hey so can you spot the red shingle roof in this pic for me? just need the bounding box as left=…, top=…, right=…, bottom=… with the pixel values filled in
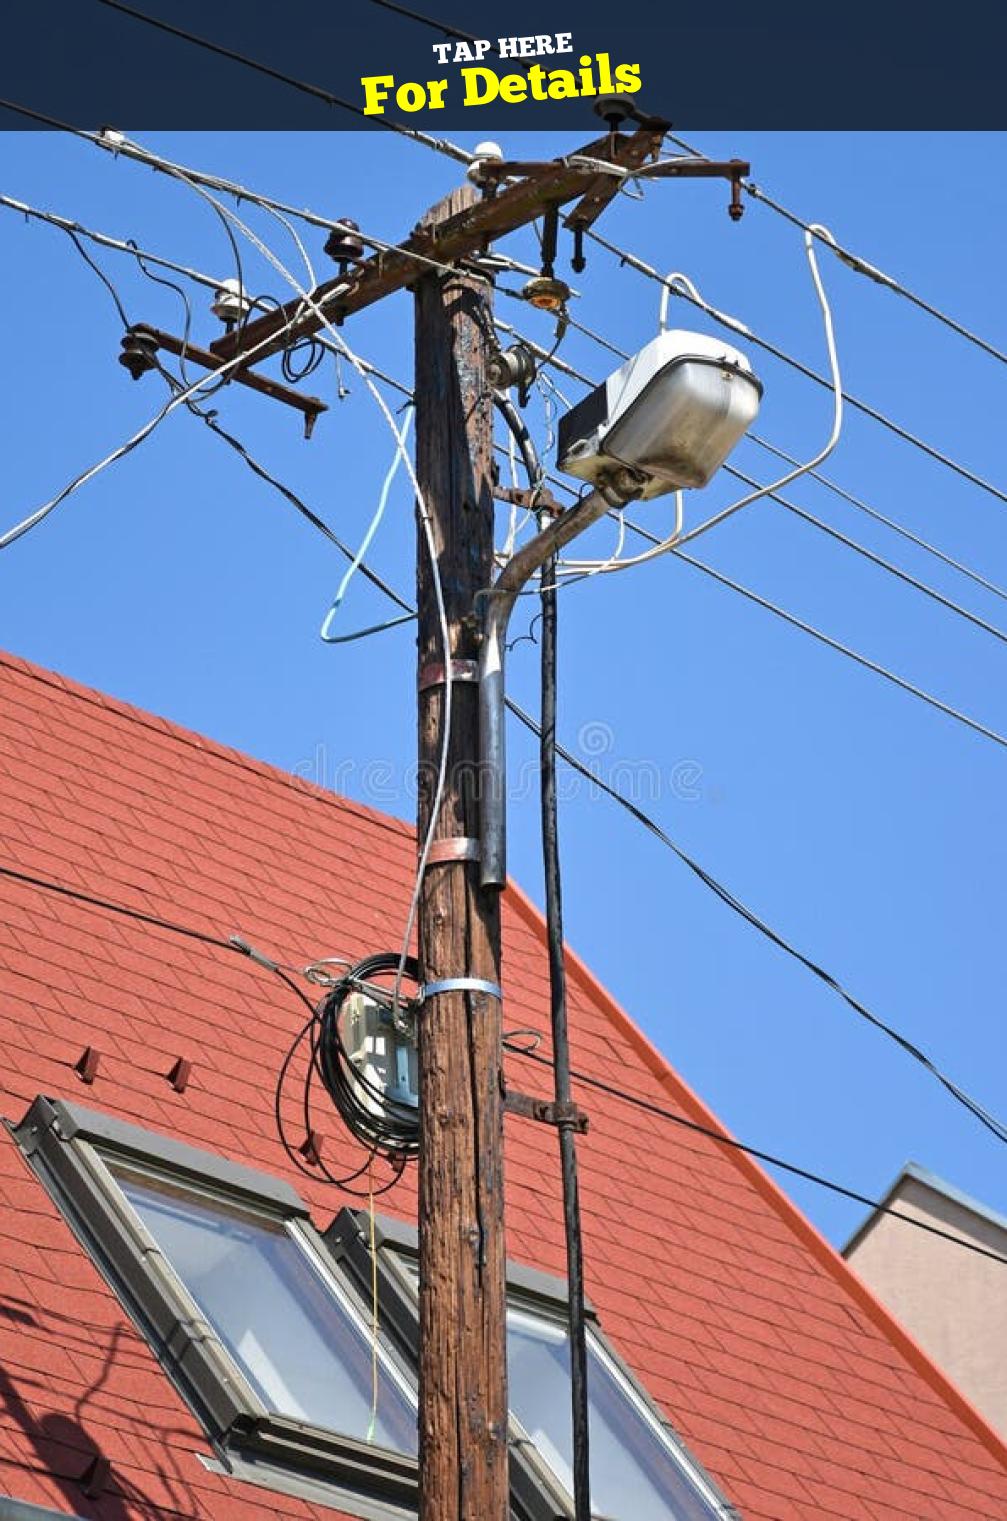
left=1, top=647, right=1004, bottom=1520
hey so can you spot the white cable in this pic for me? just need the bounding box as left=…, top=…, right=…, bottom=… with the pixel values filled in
left=658, top=270, right=751, bottom=339
left=0, top=300, right=307, bottom=550
left=550, top=223, right=840, bottom=574
left=674, top=225, right=843, bottom=548
left=558, top=491, right=684, bottom=575
left=321, top=407, right=414, bottom=641
left=140, top=147, right=452, bottom=1013
left=502, top=391, right=522, bottom=560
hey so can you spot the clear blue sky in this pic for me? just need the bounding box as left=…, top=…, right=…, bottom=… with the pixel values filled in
left=3, top=129, right=1006, bottom=1249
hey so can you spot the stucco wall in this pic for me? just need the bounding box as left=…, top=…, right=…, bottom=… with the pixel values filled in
left=845, top=1176, right=1007, bottom=1437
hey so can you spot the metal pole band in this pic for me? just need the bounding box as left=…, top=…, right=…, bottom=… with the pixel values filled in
left=421, top=977, right=503, bottom=1001
left=418, top=659, right=479, bottom=692
left=426, top=837, right=481, bottom=865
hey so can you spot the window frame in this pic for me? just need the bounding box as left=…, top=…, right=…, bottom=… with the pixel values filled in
left=13, top=1096, right=420, bottom=1521
left=324, top=1208, right=741, bottom=1521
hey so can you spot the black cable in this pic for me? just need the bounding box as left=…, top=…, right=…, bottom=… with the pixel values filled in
left=315, top=954, right=422, bottom=1158
left=64, top=229, right=131, bottom=329
left=86, top=2, right=471, bottom=161
left=504, top=1043, right=1007, bottom=1268
left=269, top=966, right=408, bottom=1197
left=281, top=336, right=325, bottom=384
left=540, top=547, right=591, bottom=1521
left=663, top=130, right=1007, bottom=371
left=2, top=861, right=1003, bottom=1264
left=499, top=387, right=592, bottom=1517
left=498, top=388, right=591, bottom=1507
left=504, top=696, right=1007, bottom=1145
left=587, top=228, right=1007, bottom=510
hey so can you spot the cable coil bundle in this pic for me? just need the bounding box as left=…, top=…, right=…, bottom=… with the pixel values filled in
left=315, top=952, right=421, bottom=1160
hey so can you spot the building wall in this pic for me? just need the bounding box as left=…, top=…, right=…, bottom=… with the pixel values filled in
left=845, top=1175, right=1007, bottom=1437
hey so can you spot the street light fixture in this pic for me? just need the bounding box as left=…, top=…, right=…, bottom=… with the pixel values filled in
left=478, top=331, right=762, bottom=886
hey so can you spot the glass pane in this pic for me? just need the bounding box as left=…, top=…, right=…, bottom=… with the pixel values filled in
left=114, top=1168, right=416, bottom=1455
left=507, top=1305, right=720, bottom=1521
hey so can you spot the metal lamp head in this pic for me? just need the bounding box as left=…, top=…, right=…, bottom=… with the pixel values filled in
left=557, top=329, right=762, bottom=500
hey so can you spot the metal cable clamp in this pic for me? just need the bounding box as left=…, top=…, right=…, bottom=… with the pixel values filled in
left=425, top=837, right=481, bottom=865
left=420, top=977, right=503, bottom=1001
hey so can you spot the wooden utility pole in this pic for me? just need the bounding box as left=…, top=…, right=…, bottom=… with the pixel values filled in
left=413, top=184, right=509, bottom=1521
left=138, top=117, right=727, bottom=1520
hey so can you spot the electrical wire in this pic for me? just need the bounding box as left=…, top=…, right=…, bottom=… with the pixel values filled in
left=676, top=545, right=1007, bottom=751
left=52, top=219, right=416, bottom=652
left=504, top=695, right=1007, bottom=1144
left=0, top=302, right=300, bottom=550
left=1, top=858, right=1004, bottom=1267
left=587, top=227, right=1007, bottom=509
left=664, top=131, right=1007, bottom=370
left=502, top=1042, right=1007, bottom=1268
left=502, top=319, right=1007, bottom=667
left=366, top=1157, right=381, bottom=1444
left=321, top=407, right=414, bottom=643
left=495, top=386, right=592, bottom=1518
left=89, top=2, right=475, bottom=163
left=670, top=228, right=844, bottom=549
left=0, top=101, right=480, bottom=298
left=563, top=303, right=1007, bottom=606
left=538, top=529, right=592, bottom=1521
left=140, top=164, right=452, bottom=1022
left=0, top=192, right=227, bottom=296
left=747, top=435, right=1007, bottom=608
left=723, top=462, right=1007, bottom=648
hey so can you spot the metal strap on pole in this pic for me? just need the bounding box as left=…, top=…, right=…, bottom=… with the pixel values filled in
left=420, top=977, right=503, bottom=1001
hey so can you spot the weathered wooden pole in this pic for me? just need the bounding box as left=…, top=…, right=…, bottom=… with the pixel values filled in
left=413, top=183, right=509, bottom=1521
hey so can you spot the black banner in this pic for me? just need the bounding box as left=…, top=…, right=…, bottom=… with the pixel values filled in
left=1, top=0, right=1003, bottom=130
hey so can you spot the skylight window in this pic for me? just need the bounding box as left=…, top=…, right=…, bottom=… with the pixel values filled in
left=112, top=1165, right=417, bottom=1455
left=16, top=1099, right=736, bottom=1521
left=506, top=1299, right=727, bottom=1521
left=15, top=1098, right=420, bottom=1519
left=326, top=1210, right=737, bottom=1521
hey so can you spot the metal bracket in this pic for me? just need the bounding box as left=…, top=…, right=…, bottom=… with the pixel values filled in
left=74, top=1046, right=101, bottom=1085
left=503, top=1090, right=589, bottom=1133
left=126, top=325, right=328, bottom=436
left=426, top=837, right=480, bottom=865
left=492, top=485, right=563, bottom=518
left=418, top=659, right=479, bottom=691
left=421, top=977, right=502, bottom=1001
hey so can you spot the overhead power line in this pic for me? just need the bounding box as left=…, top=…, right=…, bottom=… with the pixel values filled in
left=723, top=462, right=1007, bottom=650
left=504, top=1044, right=1007, bottom=1268
left=587, top=228, right=1007, bottom=509
left=496, top=319, right=1007, bottom=752
left=9, top=132, right=1006, bottom=1150
left=0, top=858, right=1003, bottom=1268
left=89, top=0, right=474, bottom=162
left=563, top=309, right=1007, bottom=609
left=665, top=131, right=1007, bottom=371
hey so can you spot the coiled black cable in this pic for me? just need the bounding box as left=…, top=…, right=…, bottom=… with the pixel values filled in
left=315, top=952, right=422, bottom=1159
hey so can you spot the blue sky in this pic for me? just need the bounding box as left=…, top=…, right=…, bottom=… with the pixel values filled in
left=2, top=129, right=1006, bottom=1249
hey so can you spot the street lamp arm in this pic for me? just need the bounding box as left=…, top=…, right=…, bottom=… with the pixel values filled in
left=478, top=475, right=641, bottom=888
